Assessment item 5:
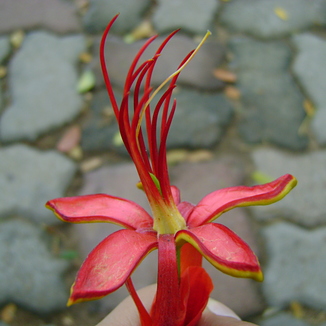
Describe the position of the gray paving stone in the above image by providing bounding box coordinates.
[81,89,121,153]
[262,222,326,310]
[0,36,10,63]
[83,0,150,34]
[292,34,326,145]
[220,0,326,39]
[153,0,220,34]
[0,219,69,313]
[0,144,77,225]
[251,147,326,227]
[0,0,80,34]
[72,156,264,317]
[260,312,311,326]
[0,31,85,142]
[93,34,225,90]
[229,37,307,150]
[167,89,233,149]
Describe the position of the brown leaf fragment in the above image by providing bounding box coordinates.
[224,86,241,100]
[213,68,237,83]
[57,125,81,153]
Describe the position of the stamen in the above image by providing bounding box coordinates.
[135,30,212,144]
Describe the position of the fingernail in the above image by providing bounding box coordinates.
[207,298,241,320]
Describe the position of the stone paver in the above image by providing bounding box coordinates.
[229,37,308,150]
[81,89,121,153]
[262,222,326,311]
[292,34,326,145]
[0,144,76,225]
[167,89,233,149]
[0,32,85,142]
[153,0,219,34]
[0,0,80,34]
[93,34,225,90]
[83,0,150,34]
[221,0,326,39]
[0,219,69,313]
[251,147,326,227]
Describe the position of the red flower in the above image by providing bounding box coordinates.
[46,15,297,326]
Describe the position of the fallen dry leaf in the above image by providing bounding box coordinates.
[274,7,288,20]
[1,303,17,323]
[57,125,81,153]
[303,99,315,117]
[187,150,213,162]
[213,68,237,83]
[80,157,103,173]
[224,85,241,100]
[79,52,93,63]
[0,66,6,78]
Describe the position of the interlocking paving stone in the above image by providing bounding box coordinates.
[0,219,69,313]
[153,0,219,34]
[262,222,326,310]
[83,0,150,34]
[0,31,85,141]
[229,37,308,150]
[292,34,326,145]
[220,0,326,39]
[0,0,80,34]
[0,144,76,225]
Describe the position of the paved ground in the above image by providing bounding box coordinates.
[0,0,326,325]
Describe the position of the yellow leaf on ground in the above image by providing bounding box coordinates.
[274,7,289,20]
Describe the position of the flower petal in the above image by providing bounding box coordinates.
[46,194,153,230]
[171,185,181,205]
[180,266,213,326]
[68,229,157,305]
[187,174,297,227]
[176,224,263,281]
[178,201,195,222]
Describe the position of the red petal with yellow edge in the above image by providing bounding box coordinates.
[180,266,213,326]
[187,174,297,227]
[180,243,202,275]
[46,194,153,230]
[176,224,263,281]
[68,229,157,305]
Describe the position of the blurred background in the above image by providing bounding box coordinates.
[0,0,326,325]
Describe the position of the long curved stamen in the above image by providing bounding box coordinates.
[135,30,212,144]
